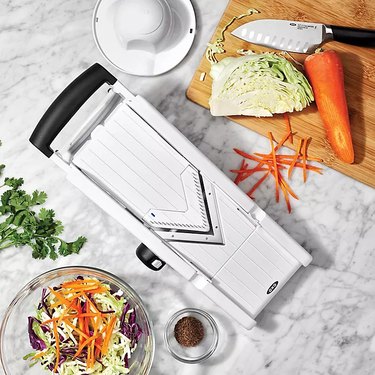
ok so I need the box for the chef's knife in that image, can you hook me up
[231,19,375,53]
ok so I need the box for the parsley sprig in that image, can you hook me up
[0,141,86,259]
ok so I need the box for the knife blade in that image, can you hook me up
[231,19,375,53]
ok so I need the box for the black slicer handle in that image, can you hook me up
[29,63,117,157]
[330,25,375,47]
[136,243,166,271]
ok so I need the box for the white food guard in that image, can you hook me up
[30,64,312,329]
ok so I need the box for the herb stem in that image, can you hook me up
[0,242,14,250]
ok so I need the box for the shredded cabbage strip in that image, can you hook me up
[206,8,260,64]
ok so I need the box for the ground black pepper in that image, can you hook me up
[174,316,205,347]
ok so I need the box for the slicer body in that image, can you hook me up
[31,65,312,329]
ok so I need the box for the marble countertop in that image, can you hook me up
[1,0,375,374]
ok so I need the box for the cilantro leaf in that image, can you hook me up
[4,177,24,190]
[58,236,87,257]
[0,142,87,259]
[30,190,47,206]
[38,208,55,221]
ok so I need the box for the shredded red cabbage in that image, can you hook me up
[27,317,47,351]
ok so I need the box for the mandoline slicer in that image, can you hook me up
[30,64,312,329]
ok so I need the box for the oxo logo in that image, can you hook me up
[267,281,279,294]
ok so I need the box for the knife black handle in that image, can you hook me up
[30,63,117,157]
[330,25,375,47]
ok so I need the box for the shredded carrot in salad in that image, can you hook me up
[25,277,143,374]
[231,123,323,213]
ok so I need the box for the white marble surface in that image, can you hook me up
[1,0,375,374]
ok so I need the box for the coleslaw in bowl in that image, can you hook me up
[0,266,154,375]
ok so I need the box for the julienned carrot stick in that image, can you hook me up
[87,342,91,369]
[293,164,323,172]
[232,168,269,183]
[304,50,354,164]
[274,131,293,152]
[302,138,308,182]
[255,153,294,158]
[288,139,303,179]
[76,301,84,346]
[247,171,270,197]
[62,286,107,294]
[89,339,96,368]
[49,289,79,312]
[43,313,100,325]
[283,113,293,144]
[101,316,117,356]
[259,131,293,158]
[53,321,60,373]
[83,292,100,314]
[74,334,98,358]
[281,161,323,172]
[268,132,279,202]
[278,172,298,200]
[279,179,292,213]
[234,149,275,166]
[54,313,101,322]
[62,278,99,284]
[95,336,103,359]
[65,320,90,340]
[254,153,323,162]
[233,148,264,162]
[232,154,276,185]
[62,279,101,288]
[230,167,268,174]
[32,350,48,360]
[236,159,247,172]
[233,159,246,185]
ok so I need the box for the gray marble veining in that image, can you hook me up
[1,0,375,374]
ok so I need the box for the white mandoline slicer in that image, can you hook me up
[30,64,312,329]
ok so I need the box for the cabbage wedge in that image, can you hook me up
[209,53,314,117]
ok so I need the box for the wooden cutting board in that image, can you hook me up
[187,0,375,188]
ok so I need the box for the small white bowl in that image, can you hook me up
[93,0,196,76]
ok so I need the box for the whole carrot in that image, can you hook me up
[304,50,354,164]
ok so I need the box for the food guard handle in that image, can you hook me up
[29,63,116,157]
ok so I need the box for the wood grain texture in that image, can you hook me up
[187,0,375,188]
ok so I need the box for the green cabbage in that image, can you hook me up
[209,52,314,117]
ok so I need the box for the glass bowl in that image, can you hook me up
[0,266,154,374]
[164,308,218,363]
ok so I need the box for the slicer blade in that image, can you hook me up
[155,176,223,244]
